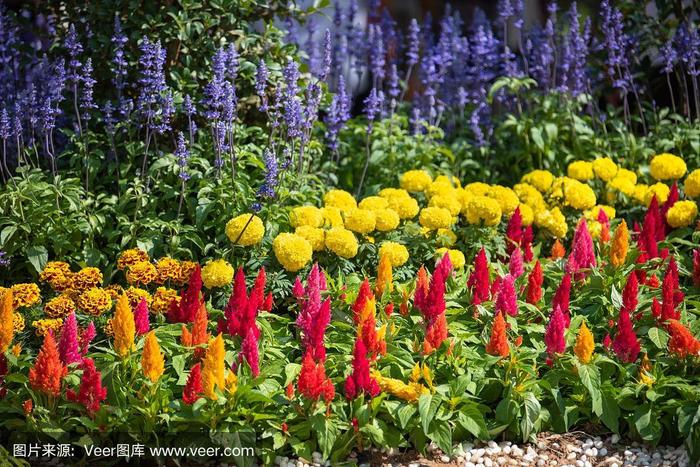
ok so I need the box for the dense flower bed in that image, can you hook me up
[1,157,700,463]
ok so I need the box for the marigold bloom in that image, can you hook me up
[201,334,225,400]
[375,253,393,297]
[486,312,509,357]
[550,239,566,259]
[526,261,544,305]
[545,306,567,356]
[29,332,67,397]
[610,220,629,267]
[0,289,14,353]
[66,358,107,416]
[666,320,700,358]
[612,309,640,363]
[467,247,490,305]
[574,322,594,364]
[113,293,135,358]
[182,363,203,404]
[141,331,165,383]
[58,312,81,365]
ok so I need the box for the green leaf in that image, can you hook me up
[418,393,441,436]
[26,245,48,274]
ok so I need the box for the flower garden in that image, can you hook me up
[1,0,700,465]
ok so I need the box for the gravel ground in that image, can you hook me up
[274,433,693,467]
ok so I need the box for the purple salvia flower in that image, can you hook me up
[255,61,269,112]
[406,19,421,67]
[256,148,278,199]
[175,131,190,181]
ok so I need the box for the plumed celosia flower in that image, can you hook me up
[621,272,638,316]
[612,308,640,363]
[201,334,225,400]
[660,257,683,322]
[574,322,594,364]
[495,274,518,317]
[375,253,393,297]
[296,264,331,362]
[610,220,629,267]
[0,289,14,353]
[567,218,596,280]
[79,321,96,356]
[58,312,81,365]
[344,339,380,400]
[526,260,544,305]
[486,311,509,357]
[29,332,67,397]
[141,331,165,383]
[509,248,524,279]
[468,247,490,305]
[66,358,107,417]
[182,362,204,405]
[133,298,150,336]
[544,306,567,356]
[693,249,700,287]
[113,293,135,358]
[168,265,203,323]
[666,320,700,358]
[506,207,523,254]
[552,274,572,327]
[297,352,335,403]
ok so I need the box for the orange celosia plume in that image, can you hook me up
[29,332,67,397]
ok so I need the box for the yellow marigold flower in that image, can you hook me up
[567,161,594,181]
[644,182,670,206]
[125,287,152,308]
[386,195,419,219]
[435,228,457,247]
[684,169,700,198]
[295,225,326,251]
[39,261,73,291]
[344,208,376,234]
[436,248,465,269]
[616,168,637,184]
[374,208,400,232]
[666,200,698,228]
[320,206,344,228]
[126,261,158,285]
[141,331,165,383]
[117,248,149,271]
[289,206,323,228]
[152,287,180,314]
[564,179,597,210]
[513,183,547,214]
[535,208,568,238]
[419,207,453,230]
[592,157,618,181]
[10,283,40,308]
[13,312,25,332]
[113,293,135,358]
[607,176,636,196]
[273,233,313,271]
[521,170,554,192]
[574,322,594,364]
[359,196,389,211]
[324,227,359,259]
[584,205,616,221]
[378,241,409,267]
[77,287,112,316]
[428,191,462,216]
[375,253,393,297]
[32,318,63,337]
[201,259,234,288]
[371,370,429,403]
[400,170,433,192]
[201,334,226,400]
[0,289,14,353]
[175,261,198,286]
[518,204,534,226]
[155,257,182,284]
[650,153,687,180]
[225,214,265,246]
[323,189,357,213]
[464,182,490,196]
[465,196,502,226]
[610,220,629,267]
[486,185,520,216]
[72,267,103,291]
[44,294,75,319]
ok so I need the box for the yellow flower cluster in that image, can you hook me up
[666,200,698,228]
[272,233,313,271]
[650,153,687,180]
[201,259,234,288]
[378,242,409,267]
[225,214,265,246]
